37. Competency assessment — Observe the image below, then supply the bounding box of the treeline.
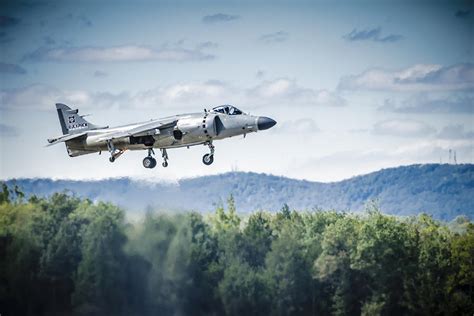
[0,184,473,316]
[9,164,474,220]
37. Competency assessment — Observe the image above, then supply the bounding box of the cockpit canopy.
[212,105,243,115]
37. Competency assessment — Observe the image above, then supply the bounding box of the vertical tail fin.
[56,103,100,135]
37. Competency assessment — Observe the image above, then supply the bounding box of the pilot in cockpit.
[212,105,243,115]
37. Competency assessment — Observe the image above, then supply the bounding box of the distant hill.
[4,164,474,220]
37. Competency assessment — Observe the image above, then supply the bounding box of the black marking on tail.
[57,108,68,135]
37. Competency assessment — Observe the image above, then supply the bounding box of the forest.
[0,183,473,316]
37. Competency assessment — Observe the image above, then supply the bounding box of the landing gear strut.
[202,142,215,165]
[107,140,125,163]
[161,148,169,167]
[143,148,157,169]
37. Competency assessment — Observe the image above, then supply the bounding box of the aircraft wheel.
[143,157,156,169]
[150,158,157,169]
[109,157,115,163]
[162,161,168,168]
[202,154,214,165]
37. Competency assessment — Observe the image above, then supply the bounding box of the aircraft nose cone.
[257,117,277,130]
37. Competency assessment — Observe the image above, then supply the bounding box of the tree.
[405,214,454,315]
[72,202,129,315]
[265,223,313,315]
[210,195,241,232]
[218,260,270,316]
[242,211,273,267]
[0,182,10,204]
[314,216,364,315]
[447,223,474,314]
[351,208,414,314]
[161,212,220,315]
[1,188,473,316]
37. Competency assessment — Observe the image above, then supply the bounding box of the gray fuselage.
[65,111,265,157]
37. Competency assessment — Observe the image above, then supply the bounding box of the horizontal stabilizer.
[46,131,88,147]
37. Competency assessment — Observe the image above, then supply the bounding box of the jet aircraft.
[47,103,276,168]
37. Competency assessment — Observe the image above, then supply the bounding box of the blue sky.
[0,0,473,182]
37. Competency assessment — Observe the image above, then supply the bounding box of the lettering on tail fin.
[56,103,100,135]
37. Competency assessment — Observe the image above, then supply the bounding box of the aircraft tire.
[162,161,168,168]
[202,154,214,165]
[143,157,156,169]
[109,157,115,163]
[150,158,157,169]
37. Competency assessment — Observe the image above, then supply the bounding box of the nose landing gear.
[202,142,215,165]
[202,154,214,165]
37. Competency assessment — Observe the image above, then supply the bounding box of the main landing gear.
[142,148,169,169]
[143,149,157,169]
[202,142,215,165]
[107,140,125,163]
[108,143,215,168]
[161,148,169,167]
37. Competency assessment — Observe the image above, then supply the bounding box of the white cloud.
[93,70,108,78]
[133,81,231,108]
[0,84,127,110]
[339,63,474,91]
[248,78,346,106]
[0,84,139,111]
[251,78,295,98]
[1,84,64,110]
[24,45,215,63]
[162,82,224,101]
[379,95,474,114]
[437,124,474,140]
[288,139,473,182]
[372,119,436,137]
[1,79,344,112]
[275,118,320,134]
[313,90,347,107]
[0,81,232,111]
[342,27,403,43]
[202,13,240,24]
[258,31,289,43]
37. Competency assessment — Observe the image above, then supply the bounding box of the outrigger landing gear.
[161,148,169,167]
[107,140,125,163]
[143,148,157,169]
[202,142,215,165]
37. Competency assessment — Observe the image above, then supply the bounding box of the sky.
[0,0,473,182]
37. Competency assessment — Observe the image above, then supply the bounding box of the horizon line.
[1,162,471,184]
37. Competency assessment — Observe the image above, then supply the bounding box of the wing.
[46,131,88,147]
[95,118,178,142]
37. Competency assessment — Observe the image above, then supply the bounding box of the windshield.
[212,105,243,115]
